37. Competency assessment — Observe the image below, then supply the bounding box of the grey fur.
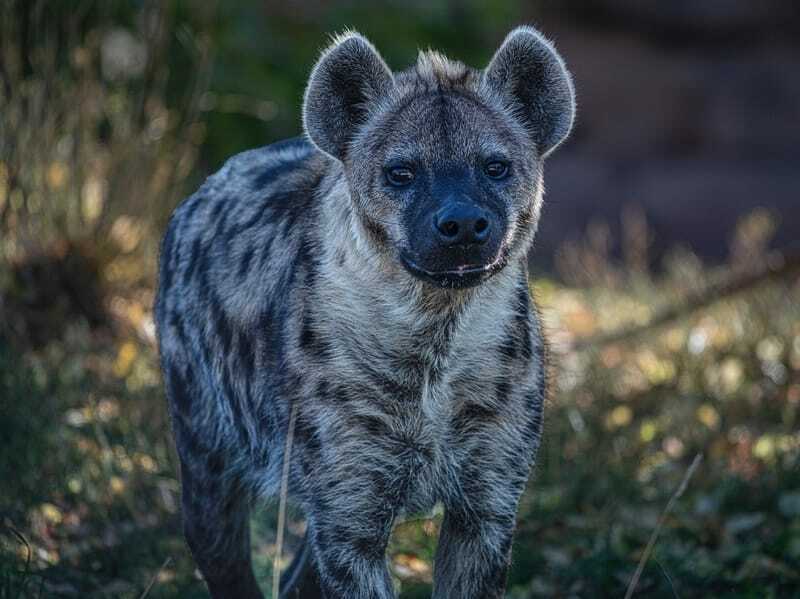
[156,25,574,599]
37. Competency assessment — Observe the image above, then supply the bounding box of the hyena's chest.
[341,345,503,514]
[310,283,525,509]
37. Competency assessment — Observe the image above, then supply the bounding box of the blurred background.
[1,1,799,597]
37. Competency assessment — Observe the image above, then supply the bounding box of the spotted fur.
[156,26,574,599]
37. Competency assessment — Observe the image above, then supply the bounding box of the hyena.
[155,25,574,599]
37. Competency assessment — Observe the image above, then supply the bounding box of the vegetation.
[2,2,798,597]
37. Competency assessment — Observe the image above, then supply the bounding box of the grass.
[1,254,798,598]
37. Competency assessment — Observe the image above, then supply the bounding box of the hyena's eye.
[385,166,415,187]
[484,161,510,180]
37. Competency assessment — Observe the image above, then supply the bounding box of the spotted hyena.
[155,25,574,599]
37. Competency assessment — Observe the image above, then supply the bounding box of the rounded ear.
[484,26,575,158]
[303,32,394,161]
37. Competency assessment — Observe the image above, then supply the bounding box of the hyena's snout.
[432,200,492,247]
[402,194,508,289]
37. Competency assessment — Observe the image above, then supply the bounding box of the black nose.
[433,202,491,246]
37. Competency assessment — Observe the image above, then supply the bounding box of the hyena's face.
[304,29,575,288]
[347,89,539,288]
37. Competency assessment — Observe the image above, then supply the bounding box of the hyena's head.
[304,26,575,288]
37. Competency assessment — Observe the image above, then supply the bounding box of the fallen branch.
[571,247,800,352]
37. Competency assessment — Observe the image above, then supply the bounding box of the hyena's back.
[155,136,325,493]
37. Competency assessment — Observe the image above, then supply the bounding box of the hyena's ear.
[484,26,575,158]
[303,32,394,161]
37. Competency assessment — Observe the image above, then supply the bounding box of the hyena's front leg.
[432,505,518,599]
[303,451,399,599]
[434,426,538,598]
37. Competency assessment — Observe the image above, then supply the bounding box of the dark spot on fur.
[209,294,233,354]
[454,68,471,86]
[203,475,222,498]
[222,492,240,518]
[299,453,313,476]
[238,331,255,376]
[253,158,304,189]
[238,248,254,278]
[178,425,214,460]
[159,220,178,291]
[498,332,519,361]
[350,533,386,561]
[498,283,533,363]
[512,459,530,480]
[355,357,414,400]
[350,414,391,437]
[313,527,327,549]
[519,327,533,361]
[183,238,203,284]
[227,202,271,238]
[302,240,319,291]
[183,195,204,221]
[206,452,225,476]
[315,379,330,400]
[332,385,350,403]
[325,557,352,585]
[210,199,225,223]
[294,414,322,454]
[257,224,279,267]
[361,215,389,246]
[453,401,499,431]
[168,363,193,414]
[366,469,392,502]
[220,366,249,446]
[444,503,483,538]
[165,315,192,365]
[196,324,215,374]
[257,304,286,369]
[196,259,211,304]
[496,380,511,404]
[214,207,229,244]
[282,200,304,234]
[299,313,316,350]
[329,524,353,546]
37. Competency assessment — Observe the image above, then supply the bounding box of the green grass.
[1,265,799,598]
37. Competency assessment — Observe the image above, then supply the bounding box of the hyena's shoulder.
[156,136,329,327]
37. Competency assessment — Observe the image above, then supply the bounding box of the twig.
[653,556,679,599]
[271,403,298,599]
[571,247,800,352]
[624,454,702,599]
[3,522,47,599]
[5,524,32,571]
[139,556,172,599]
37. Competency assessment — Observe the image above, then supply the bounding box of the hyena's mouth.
[400,253,508,289]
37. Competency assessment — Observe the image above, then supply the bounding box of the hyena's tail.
[279,530,323,599]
